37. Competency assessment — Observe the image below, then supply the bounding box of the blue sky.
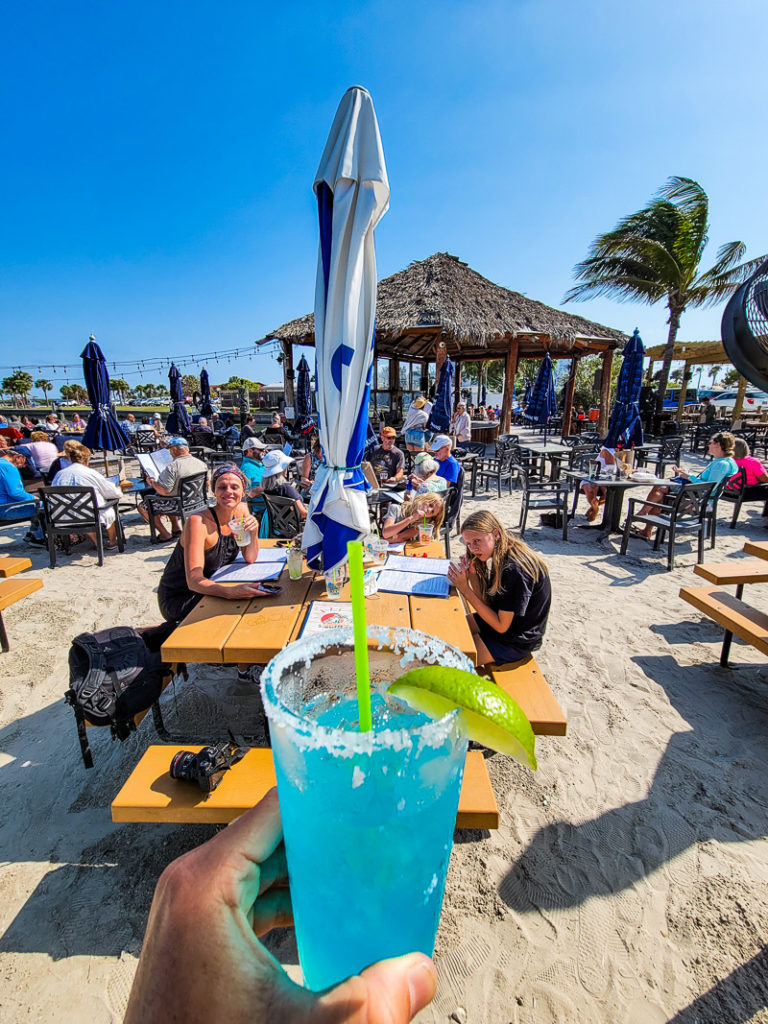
[1,0,765,393]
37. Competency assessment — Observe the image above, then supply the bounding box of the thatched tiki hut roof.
[260,252,628,431]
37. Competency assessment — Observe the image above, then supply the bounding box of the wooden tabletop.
[161,538,477,666]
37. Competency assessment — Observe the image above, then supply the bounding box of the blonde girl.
[447,509,551,665]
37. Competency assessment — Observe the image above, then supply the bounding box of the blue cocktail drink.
[261,626,472,991]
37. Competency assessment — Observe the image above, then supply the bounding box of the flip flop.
[585,507,598,522]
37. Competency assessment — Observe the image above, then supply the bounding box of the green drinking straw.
[346,540,372,732]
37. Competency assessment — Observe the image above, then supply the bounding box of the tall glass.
[261,626,471,991]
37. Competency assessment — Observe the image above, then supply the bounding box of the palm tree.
[35,378,53,404]
[565,177,766,415]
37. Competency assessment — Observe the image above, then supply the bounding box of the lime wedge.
[388,666,537,769]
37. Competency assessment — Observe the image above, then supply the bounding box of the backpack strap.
[65,688,94,770]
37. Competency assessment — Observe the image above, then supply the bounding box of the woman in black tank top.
[158,465,271,624]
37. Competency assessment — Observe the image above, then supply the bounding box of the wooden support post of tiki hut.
[562,355,579,438]
[598,349,613,435]
[731,374,748,426]
[500,337,519,434]
[675,363,692,422]
[281,340,295,411]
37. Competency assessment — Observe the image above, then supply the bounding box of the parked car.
[708,387,768,412]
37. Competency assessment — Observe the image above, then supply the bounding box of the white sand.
[1,440,767,1023]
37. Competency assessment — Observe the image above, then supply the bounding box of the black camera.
[169,742,246,794]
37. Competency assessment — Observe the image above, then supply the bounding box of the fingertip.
[404,953,437,1014]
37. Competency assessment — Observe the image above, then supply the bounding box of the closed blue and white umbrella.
[428,357,454,433]
[303,87,389,572]
[604,328,645,449]
[523,353,557,442]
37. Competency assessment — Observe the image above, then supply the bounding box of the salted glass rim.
[260,625,473,754]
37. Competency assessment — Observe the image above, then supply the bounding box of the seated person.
[448,510,551,665]
[150,413,166,438]
[15,430,59,480]
[382,493,444,543]
[70,412,87,431]
[157,465,270,683]
[409,453,448,494]
[220,415,240,446]
[632,431,738,540]
[580,445,616,522]
[240,414,258,440]
[121,412,137,435]
[47,439,85,480]
[731,437,768,501]
[428,434,460,485]
[263,412,289,440]
[43,414,60,434]
[241,437,268,519]
[51,444,123,548]
[0,450,37,521]
[369,427,404,487]
[138,437,208,542]
[261,450,308,523]
[300,434,324,490]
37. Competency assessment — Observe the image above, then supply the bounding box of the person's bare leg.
[582,483,600,521]
[169,515,182,536]
[633,485,669,538]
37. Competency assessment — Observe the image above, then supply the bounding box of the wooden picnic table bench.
[0,557,43,652]
[680,541,768,666]
[111,746,500,829]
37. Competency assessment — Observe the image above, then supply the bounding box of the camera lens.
[169,750,200,782]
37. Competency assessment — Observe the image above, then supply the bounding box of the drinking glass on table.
[324,565,346,598]
[286,546,304,580]
[260,626,471,991]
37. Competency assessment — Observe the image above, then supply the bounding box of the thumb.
[314,952,437,1024]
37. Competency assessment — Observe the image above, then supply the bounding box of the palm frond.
[657,176,708,215]
[690,251,768,307]
[564,274,667,305]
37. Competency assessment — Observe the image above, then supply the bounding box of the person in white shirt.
[451,403,471,444]
[51,443,123,547]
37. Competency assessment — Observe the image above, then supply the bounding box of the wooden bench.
[111,745,500,830]
[680,543,768,666]
[489,655,567,736]
[0,576,43,652]
[0,555,32,578]
[680,584,768,666]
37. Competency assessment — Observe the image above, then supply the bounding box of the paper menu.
[385,555,451,575]
[210,552,286,583]
[300,601,354,637]
[376,569,450,598]
[136,447,173,480]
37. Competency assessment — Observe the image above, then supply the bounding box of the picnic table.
[160,538,477,666]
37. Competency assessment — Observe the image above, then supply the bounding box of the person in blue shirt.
[0,453,36,521]
[429,434,461,486]
[633,431,738,541]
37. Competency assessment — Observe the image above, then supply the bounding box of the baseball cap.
[242,437,268,452]
[428,434,452,451]
[167,436,189,447]
[381,426,397,437]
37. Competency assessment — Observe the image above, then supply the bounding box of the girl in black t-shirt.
[448,510,551,665]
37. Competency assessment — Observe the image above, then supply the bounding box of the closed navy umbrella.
[199,368,214,418]
[166,362,191,434]
[293,354,315,436]
[80,336,130,452]
[604,328,645,449]
[427,357,454,433]
[523,353,557,442]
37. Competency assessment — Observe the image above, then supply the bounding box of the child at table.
[448,509,551,665]
[382,493,444,543]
